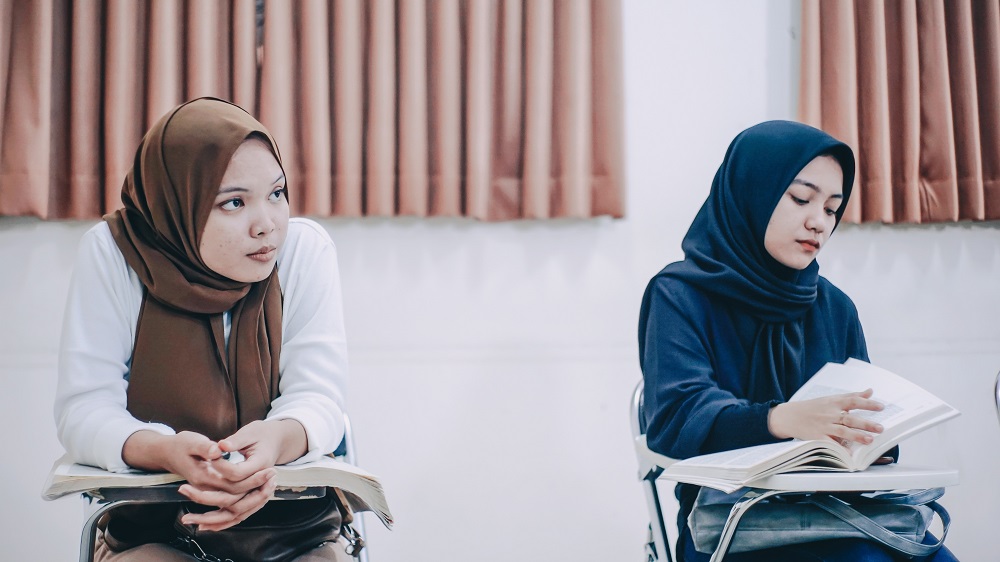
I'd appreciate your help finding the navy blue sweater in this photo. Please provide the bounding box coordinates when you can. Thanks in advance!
[639,274,869,532]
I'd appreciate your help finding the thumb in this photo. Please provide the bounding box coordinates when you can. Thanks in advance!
[218,425,255,454]
[180,433,223,461]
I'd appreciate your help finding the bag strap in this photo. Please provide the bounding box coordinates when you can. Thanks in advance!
[331,487,365,558]
[847,487,945,506]
[808,494,950,558]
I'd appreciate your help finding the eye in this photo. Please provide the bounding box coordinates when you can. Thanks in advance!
[269,187,286,201]
[790,195,808,205]
[825,207,837,216]
[219,198,244,211]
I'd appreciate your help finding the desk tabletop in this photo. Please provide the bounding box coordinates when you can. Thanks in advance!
[635,436,960,492]
[748,464,960,492]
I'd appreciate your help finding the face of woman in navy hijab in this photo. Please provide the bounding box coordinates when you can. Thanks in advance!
[763,155,845,270]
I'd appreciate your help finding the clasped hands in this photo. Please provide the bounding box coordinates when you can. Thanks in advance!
[122,418,307,531]
[768,388,885,447]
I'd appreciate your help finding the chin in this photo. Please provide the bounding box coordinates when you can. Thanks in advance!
[774,253,814,271]
[225,266,274,283]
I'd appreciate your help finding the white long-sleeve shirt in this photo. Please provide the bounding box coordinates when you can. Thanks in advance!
[54,218,348,472]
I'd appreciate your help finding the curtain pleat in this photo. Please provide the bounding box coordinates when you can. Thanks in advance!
[944,0,984,220]
[801,0,1000,223]
[854,0,892,223]
[365,0,396,217]
[398,0,430,217]
[522,0,554,218]
[0,0,54,217]
[68,0,102,218]
[1,0,624,221]
[973,0,1000,219]
[590,0,625,218]
[332,0,364,216]
[885,0,922,222]
[429,0,463,217]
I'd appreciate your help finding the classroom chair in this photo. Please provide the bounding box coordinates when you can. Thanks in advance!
[78,413,370,562]
[629,380,958,562]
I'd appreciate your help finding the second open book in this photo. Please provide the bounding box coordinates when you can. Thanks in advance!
[653,359,959,492]
[42,454,394,528]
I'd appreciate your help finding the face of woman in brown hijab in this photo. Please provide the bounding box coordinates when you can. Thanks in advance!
[199,138,289,282]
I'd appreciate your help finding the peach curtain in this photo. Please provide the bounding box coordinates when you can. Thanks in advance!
[0,0,624,221]
[258,0,624,219]
[0,0,258,219]
[799,0,1000,223]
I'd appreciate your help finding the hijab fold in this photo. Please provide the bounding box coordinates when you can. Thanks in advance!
[640,121,855,403]
[104,98,285,440]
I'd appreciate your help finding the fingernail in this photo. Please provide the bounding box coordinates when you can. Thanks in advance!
[874,424,883,432]
[864,435,873,443]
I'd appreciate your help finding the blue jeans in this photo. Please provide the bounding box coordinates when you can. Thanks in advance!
[679,526,959,562]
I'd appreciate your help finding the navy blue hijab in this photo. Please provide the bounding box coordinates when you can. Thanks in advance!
[639,120,855,403]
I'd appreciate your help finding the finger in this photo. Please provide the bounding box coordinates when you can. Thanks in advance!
[190,466,276,496]
[841,414,883,434]
[179,435,223,462]
[830,424,874,445]
[839,392,884,413]
[212,453,270,482]
[217,422,261,455]
[177,483,245,509]
[186,481,276,531]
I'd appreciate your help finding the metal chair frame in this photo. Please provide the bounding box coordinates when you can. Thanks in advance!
[994,369,1000,427]
[630,380,959,562]
[79,414,369,562]
[630,381,674,562]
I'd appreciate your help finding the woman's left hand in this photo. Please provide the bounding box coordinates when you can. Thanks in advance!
[178,419,308,531]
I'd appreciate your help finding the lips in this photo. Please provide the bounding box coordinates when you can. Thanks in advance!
[247,245,277,262]
[797,239,820,251]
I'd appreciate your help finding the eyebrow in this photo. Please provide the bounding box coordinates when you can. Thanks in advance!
[217,174,286,195]
[792,178,843,199]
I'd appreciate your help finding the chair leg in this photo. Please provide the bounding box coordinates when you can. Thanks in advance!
[79,499,124,562]
[642,479,673,562]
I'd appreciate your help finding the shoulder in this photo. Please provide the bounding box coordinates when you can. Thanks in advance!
[640,274,728,329]
[816,276,861,321]
[283,217,336,251]
[76,222,131,274]
[80,221,121,254]
[647,273,718,310]
[277,218,340,292]
[278,219,338,270]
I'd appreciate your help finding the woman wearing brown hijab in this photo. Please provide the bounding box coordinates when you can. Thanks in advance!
[55,98,352,561]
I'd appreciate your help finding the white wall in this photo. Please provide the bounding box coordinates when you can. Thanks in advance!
[2,1,998,560]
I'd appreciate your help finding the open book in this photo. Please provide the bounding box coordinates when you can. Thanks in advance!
[651,359,960,493]
[42,454,394,529]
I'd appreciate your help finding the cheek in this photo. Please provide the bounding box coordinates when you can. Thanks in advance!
[199,220,240,267]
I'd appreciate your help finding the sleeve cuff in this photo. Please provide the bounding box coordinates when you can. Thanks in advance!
[96,422,176,473]
[268,409,345,462]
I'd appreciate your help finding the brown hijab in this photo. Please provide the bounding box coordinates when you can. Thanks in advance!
[104,98,285,441]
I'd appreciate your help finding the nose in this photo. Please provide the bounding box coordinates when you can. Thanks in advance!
[805,206,827,233]
[251,206,276,238]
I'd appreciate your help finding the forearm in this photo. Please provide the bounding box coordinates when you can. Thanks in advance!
[271,418,309,465]
[702,401,781,454]
[122,430,176,472]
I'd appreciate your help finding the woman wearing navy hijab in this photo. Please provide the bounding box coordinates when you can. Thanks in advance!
[638,121,958,561]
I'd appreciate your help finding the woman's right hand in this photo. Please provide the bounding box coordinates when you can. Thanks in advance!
[767,389,885,446]
[122,430,277,530]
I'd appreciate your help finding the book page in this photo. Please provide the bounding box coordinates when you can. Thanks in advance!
[670,441,808,470]
[789,360,959,467]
